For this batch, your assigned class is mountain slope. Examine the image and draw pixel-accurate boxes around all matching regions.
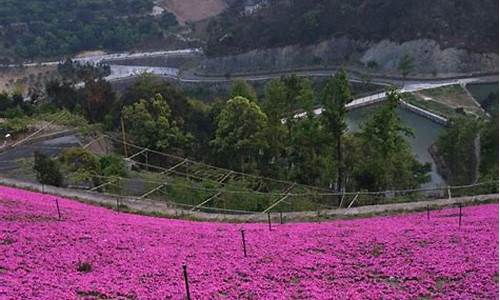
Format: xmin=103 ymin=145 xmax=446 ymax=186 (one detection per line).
xmin=206 ymin=0 xmax=498 ymax=56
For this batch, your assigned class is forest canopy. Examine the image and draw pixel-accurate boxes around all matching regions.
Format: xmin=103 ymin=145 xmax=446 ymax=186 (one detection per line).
xmin=0 ymin=0 xmax=177 ymax=61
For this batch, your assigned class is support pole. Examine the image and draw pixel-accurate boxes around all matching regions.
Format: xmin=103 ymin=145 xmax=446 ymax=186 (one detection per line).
xmin=338 ymin=193 xmax=345 ymax=208
xmin=191 ymin=192 xmax=222 ymax=211
xmin=182 ymin=264 xmax=191 ymax=300
xmin=267 ymin=213 xmax=272 ymax=231
xmin=240 ymin=229 xmax=247 ymax=257
xmin=263 ymin=194 xmax=290 ymax=214
xmin=120 ymin=116 xmax=128 ymax=157
xmin=55 ymin=199 xmax=61 ymax=221
xmin=126 ymin=148 xmax=148 ymax=160
xmin=90 ymin=178 xmax=117 ymax=191
xmin=427 ymin=205 xmax=430 ymax=220
xmin=347 ymin=193 xmax=360 ymax=209
xmin=459 ymin=204 xmax=462 ymax=228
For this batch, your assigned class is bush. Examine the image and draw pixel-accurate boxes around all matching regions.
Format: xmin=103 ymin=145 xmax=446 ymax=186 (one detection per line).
xmin=367 ymin=60 xmax=379 ymax=69
xmin=99 ymin=155 xmax=127 ymax=177
xmin=33 ymin=151 xmax=63 ymax=187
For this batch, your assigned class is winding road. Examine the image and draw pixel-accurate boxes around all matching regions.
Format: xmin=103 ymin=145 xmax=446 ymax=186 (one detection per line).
xmin=3 ymin=48 xmax=498 ymax=114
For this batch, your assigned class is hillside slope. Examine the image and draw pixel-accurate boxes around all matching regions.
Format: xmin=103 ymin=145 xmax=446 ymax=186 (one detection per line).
xmin=0 ymin=0 xmax=178 ymax=62
xmin=206 ymin=0 xmax=498 ymax=56
xmin=201 ymin=0 xmax=498 ymax=76
xmin=159 ymin=0 xmax=226 ymax=24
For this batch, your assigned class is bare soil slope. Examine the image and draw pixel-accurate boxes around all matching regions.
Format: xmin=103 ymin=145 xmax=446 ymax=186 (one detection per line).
xmin=160 ymin=0 xmax=226 ymax=24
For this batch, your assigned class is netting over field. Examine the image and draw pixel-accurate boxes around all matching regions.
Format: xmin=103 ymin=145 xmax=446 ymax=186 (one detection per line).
xmin=2 ymin=132 xmax=497 ymax=215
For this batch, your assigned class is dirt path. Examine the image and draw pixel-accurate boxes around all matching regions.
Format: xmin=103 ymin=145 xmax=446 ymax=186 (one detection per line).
xmin=0 ymin=177 xmax=497 ymax=223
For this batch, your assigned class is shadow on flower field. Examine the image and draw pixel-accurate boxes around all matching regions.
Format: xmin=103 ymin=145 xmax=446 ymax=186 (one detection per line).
xmin=0 ymin=186 xmax=498 ymax=299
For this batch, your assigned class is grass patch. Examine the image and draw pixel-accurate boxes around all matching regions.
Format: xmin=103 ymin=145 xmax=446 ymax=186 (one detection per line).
xmin=417 ymin=85 xmax=484 ymax=116
xmin=403 ymin=93 xmax=461 ymax=119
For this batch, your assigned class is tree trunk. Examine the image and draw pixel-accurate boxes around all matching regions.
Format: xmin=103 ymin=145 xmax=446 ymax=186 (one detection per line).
xmin=336 ymin=135 xmax=343 ymax=193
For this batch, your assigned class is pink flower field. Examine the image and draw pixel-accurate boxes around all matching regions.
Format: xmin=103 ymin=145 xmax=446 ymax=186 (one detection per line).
xmin=0 ymin=186 xmax=498 ymax=299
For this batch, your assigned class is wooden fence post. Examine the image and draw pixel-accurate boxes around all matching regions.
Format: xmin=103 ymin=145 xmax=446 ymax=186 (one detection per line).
xmin=182 ymin=264 xmax=191 ymax=300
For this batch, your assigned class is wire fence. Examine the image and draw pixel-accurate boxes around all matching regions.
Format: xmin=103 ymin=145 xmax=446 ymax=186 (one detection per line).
xmin=69 ymin=173 xmax=498 ymax=215
xmin=0 ymin=132 xmax=498 ymax=215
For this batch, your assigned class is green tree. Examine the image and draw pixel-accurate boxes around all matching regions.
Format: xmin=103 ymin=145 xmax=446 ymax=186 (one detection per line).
xmin=210 ymin=96 xmax=269 ymax=172
xmin=354 ymin=88 xmax=430 ymax=191
xmin=99 ymin=154 xmax=127 ymax=177
xmin=59 ymin=148 xmax=100 ymax=186
xmin=33 ymin=151 xmax=63 ymax=187
xmin=321 ymin=70 xmax=352 ymax=192
xmin=478 ymin=114 xmax=498 ymax=188
xmin=45 ymin=80 xmax=80 ymax=111
xmin=436 ymin=116 xmax=482 ymax=185
xmin=82 ymin=79 xmax=115 ymax=123
xmin=230 ymin=80 xmax=257 ymax=102
xmin=261 ymin=80 xmax=288 ymax=176
xmin=288 ymin=95 xmax=334 ymax=186
xmin=184 ymin=99 xmax=214 ymax=160
xmin=398 ymin=54 xmax=415 ymax=84
xmin=263 ymin=79 xmax=288 ymax=123
xmin=120 ymin=74 xmax=189 ymax=123
xmin=121 ymin=93 xmax=192 ymax=153
xmin=283 ymin=75 xmax=303 ymax=125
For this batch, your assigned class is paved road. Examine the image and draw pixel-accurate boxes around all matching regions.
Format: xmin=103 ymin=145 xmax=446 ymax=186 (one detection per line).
xmin=291 ymin=76 xmax=494 ymax=122
xmin=3 ymin=48 xmax=497 ymax=108
xmin=0 ymin=49 xmax=202 ymax=68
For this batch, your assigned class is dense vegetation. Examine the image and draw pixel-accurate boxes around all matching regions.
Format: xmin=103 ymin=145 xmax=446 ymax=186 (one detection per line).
xmin=0 ymin=0 xmax=177 ymax=62
xmin=14 ymin=69 xmax=435 ymax=193
xmin=435 ymin=114 xmax=498 ymax=186
xmin=3 ymin=65 xmax=497 ymax=199
xmin=206 ymin=0 xmax=498 ymax=56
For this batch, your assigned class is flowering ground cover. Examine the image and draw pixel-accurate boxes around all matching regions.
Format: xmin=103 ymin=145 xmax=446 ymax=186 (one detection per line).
xmin=0 ymin=186 xmax=498 ymax=299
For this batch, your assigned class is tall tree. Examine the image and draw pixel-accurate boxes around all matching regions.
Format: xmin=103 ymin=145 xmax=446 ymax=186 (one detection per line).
xmin=210 ymin=96 xmax=269 ymax=172
xmin=354 ymin=88 xmax=430 ymax=191
xmin=398 ymin=54 xmax=415 ymax=85
xmin=288 ymin=83 xmax=334 ymax=186
xmin=230 ymin=80 xmax=257 ymax=102
xmin=120 ymin=74 xmax=189 ymax=122
xmin=262 ymin=79 xmax=288 ymax=177
xmin=282 ymin=75 xmax=304 ymax=141
xmin=121 ymin=93 xmax=192 ymax=154
xmin=436 ymin=116 xmax=482 ymax=185
xmin=82 ymin=79 xmax=115 ymax=123
xmin=479 ymin=114 xmax=498 ymax=187
xmin=321 ymin=70 xmax=352 ymax=192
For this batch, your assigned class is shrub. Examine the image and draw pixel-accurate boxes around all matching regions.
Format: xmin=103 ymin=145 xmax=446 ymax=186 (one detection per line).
xmin=33 ymin=151 xmax=63 ymax=187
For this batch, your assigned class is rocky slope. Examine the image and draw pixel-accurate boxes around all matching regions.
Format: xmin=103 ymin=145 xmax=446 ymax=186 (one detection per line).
xmin=200 ymin=0 xmax=498 ymax=76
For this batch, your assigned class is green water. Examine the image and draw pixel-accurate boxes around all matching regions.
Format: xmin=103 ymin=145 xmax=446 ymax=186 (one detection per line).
xmin=466 ymin=82 xmax=499 ymax=114
xmin=346 ymin=105 xmax=445 ymax=187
